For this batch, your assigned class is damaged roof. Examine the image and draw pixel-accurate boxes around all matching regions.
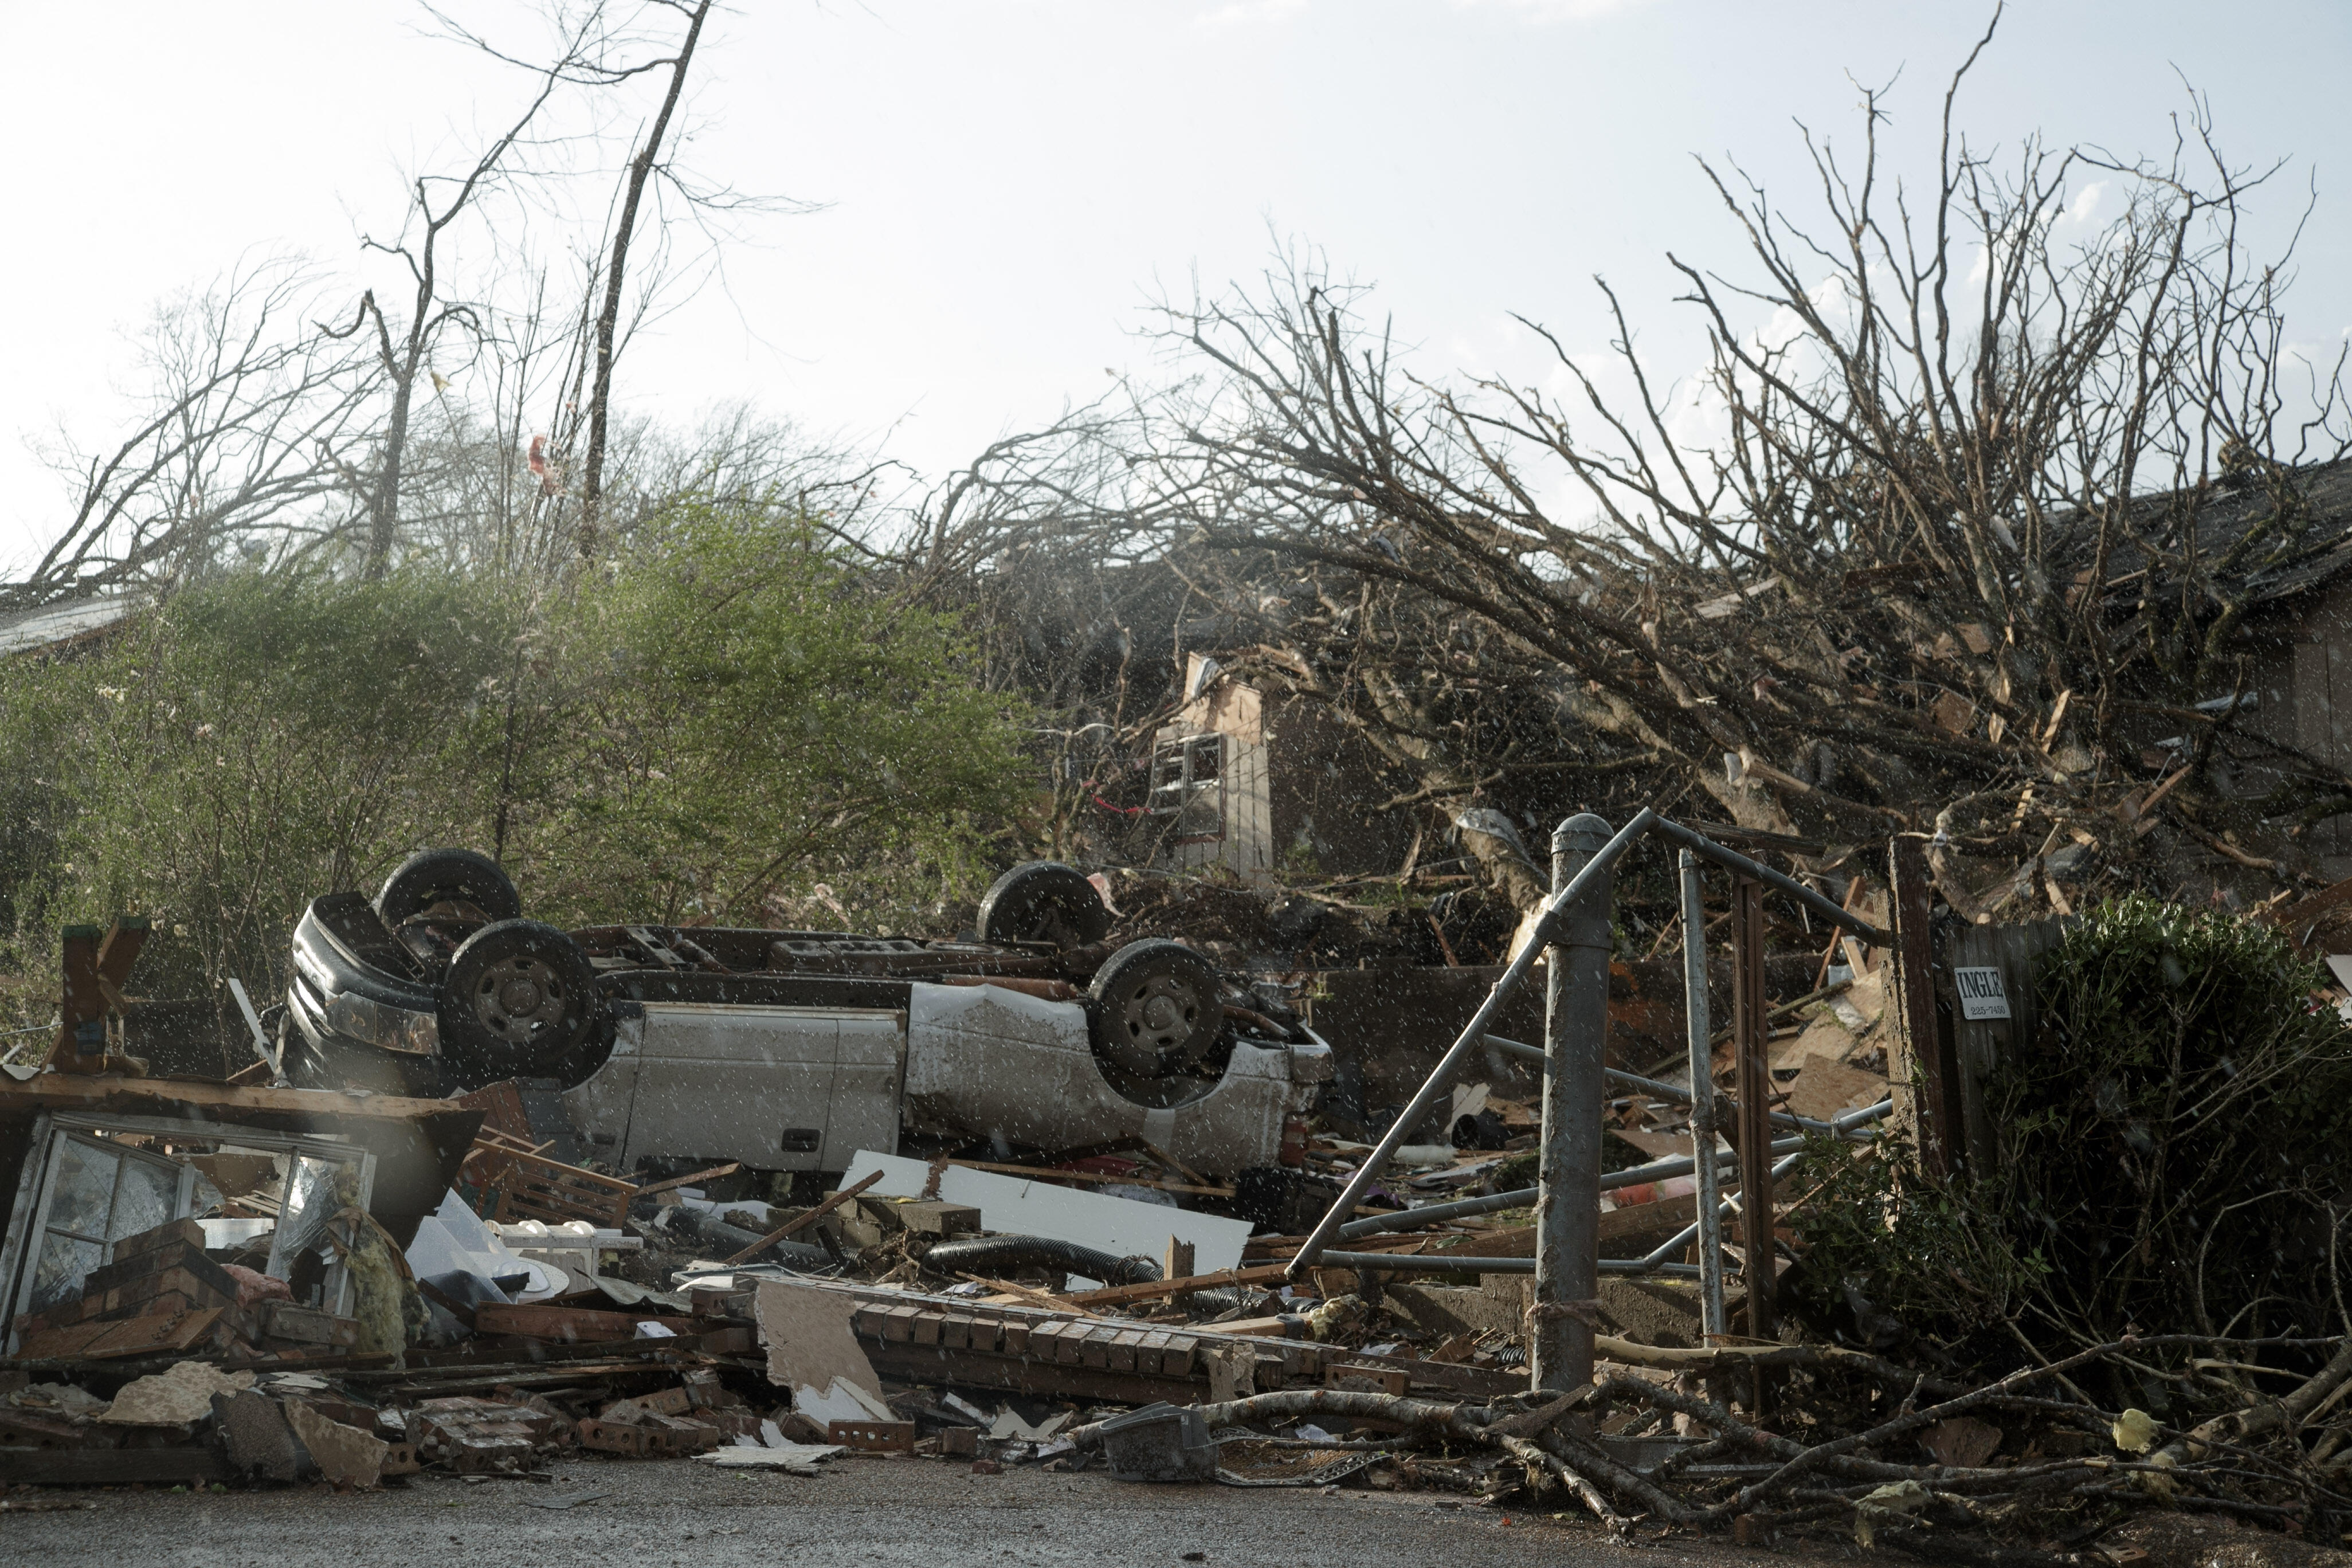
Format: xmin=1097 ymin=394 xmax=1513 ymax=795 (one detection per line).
xmin=0 ymin=593 xmax=138 ymax=658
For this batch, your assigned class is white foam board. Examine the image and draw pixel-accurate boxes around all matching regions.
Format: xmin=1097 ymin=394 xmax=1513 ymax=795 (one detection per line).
xmin=841 ymin=1150 xmax=1250 ymax=1276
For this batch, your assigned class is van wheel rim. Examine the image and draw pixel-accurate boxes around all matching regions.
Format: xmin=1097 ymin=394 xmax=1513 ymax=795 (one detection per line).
xmin=473 ymin=954 xmax=565 ymax=1044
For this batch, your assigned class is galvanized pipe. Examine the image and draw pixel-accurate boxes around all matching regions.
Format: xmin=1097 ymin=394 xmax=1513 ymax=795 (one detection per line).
xmin=1283 ymin=808 xmax=1659 ymax=1281
xmin=1486 ymin=1035 xmax=1883 ymax=1140
xmin=1286 ymin=804 xmax=1885 ymax=1287
xmin=1680 ymin=849 xmax=1728 ymax=1338
xmin=1533 ymin=813 xmax=1612 ymax=1392
xmin=1316 ymin=1252 xmax=1704 ymax=1280
xmin=1327 ymin=1099 xmax=1892 ymax=1242
xmin=1648 ymin=817 xmax=1891 ymax=946
xmin=1632 ymin=1150 xmax=1802 ymax=1273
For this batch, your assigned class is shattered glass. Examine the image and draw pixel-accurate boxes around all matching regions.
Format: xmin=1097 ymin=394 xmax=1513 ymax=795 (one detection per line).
xmin=27 ymin=1233 xmax=101 ymax=1314
xmin=109 ymin=1155 xmax=176 ymax=1245
xmin=45 ymin=1139 xmax=119 ymax=1238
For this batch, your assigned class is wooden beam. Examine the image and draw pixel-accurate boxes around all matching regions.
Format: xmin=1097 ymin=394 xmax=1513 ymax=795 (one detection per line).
xmin=2270 ymin=872 xmax=2352 ymax=937
xmin=943 ymin=1158 xmax=1234 ymax=1199
xmin=1061 ymin=1263 xmax=1292 ymax=1308
xmin=1888 ymin=835 xmax=1963 ymax=1178
xmin=0 ymin=1448 xmax=234 ymax=1487
xmin=0 ymin=1072 xmax=465 ymax=1122
xmin=631 ymin=1162 xmax=742 ymax=1197
xmin=472 ymin=1303 xmax=697 ymax=1342
xmin=863 ymin=1340 xmax=1204 ymax=1406
xmin=718 ymin=1168 xmax=883 ymax=1265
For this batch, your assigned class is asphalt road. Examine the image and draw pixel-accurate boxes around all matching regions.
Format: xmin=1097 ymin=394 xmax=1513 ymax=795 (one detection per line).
xmin=0 ymin=1452 xmax=1847 ymax=1568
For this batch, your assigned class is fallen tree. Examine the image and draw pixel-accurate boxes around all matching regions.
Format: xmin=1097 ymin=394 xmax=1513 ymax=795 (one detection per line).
xmin=1072 ymin=1332 xmax=2352 ymax=1550
xmin=927 ymin=16 xmax=2352 ymax=932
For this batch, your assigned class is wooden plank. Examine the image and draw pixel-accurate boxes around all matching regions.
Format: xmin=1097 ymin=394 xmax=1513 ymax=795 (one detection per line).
xmin=863 ymin=1342 xmax=1205 ymax=1407
xmin=1946 ymin=918 xmax=2067 ymax=1176
xmin=1333 ymin=1349 xmax=1527 ymax=1400
xmin=1061 ymin=1263 xmax=1292 ymax=1309
xmin=1597 ymin=1192 xmax=1700 ymax=1249
xmin=631 ymin=1162 xmax=743 ymax=1197
xmin=452 ymin=1081 xmax=533 ymax=1143
xmin=1889 ymin=835 xmax=1962 ymax=1179
xmin=0 ymin=1448 xmax=235 ymax=1486
xmin=0 ymin=1072 xmax=465 ymax=1123
xmin=1211 ymin=1315 xmax=1297 ymax=1339
xmin=718 ymin=1169 xmax=883 ymax=1265
xmin=2269 ymin=872 xmax=2352 ymax=936
xmin=473 ymin=1303 xmax=695 ymax=1342
xmin=85 ymin=1307 xmax=226 ymax=1360
xmin=942 ymin=1159 xmax=1234 ymax=1199
xmin=12 ymin=1320 xmax=116 ymax=1361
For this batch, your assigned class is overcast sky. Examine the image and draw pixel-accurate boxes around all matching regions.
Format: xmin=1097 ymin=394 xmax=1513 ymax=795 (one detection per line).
xmin=2 ymin=0 xmax=2347 ymax=572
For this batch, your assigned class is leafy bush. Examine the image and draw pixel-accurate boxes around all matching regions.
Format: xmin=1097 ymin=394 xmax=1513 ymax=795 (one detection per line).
xmin=1992 ymin=893 xmax=2352 ymax=1345
xmin=1789 ymin=1129 xmax=2048 ymax=1349
xmin=0 ymin=571 xmax=515 ymax=1002
xmin=1794 ymin=895 xmax=2352 ymax=1359
xmin=0 ymin=501 xmax=1032 ymax=1020
xmin=511 ymin=503 xmax=1032 ymax=926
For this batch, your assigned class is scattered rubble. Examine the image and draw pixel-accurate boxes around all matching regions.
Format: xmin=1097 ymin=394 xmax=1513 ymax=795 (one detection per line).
xmin=2 ymin=846 xmax=2348 ymax=1567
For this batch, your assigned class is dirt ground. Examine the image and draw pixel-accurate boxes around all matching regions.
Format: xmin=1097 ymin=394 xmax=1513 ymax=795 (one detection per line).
xmin=0 ymin=1451 xmax=1860 ymax=1568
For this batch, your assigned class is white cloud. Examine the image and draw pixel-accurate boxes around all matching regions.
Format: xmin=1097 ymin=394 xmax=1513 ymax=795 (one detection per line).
xmin=1199 ymin=0 xmax=1661 ymax=28
xmin=1193 ymin=0 xmax=1309 ymax=32
xmin=1452 ymin=0 xmax=1667 ymax=21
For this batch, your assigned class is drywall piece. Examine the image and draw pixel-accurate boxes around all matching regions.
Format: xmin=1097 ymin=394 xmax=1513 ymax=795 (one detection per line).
xmin=284 ymin=1400 xmax=389 ymax=1488
xmin=1201 ymin=1343 xmax=1257 ymax=1403
xmin=842 ymin=1150 xmax=1252 ymax=1276
xmin=987 ymin=1408 xmax=1071 ymax=1442
xmin=698 ymin=1443 xmax=842 ymax=1473
xmin=791 ymin=1378 xmax=893 ymax=1425
xmin=100 ymin=1361 xmax=254 ymax=1426
xmin=754 ymin=1279 xmax=884 ymax=1412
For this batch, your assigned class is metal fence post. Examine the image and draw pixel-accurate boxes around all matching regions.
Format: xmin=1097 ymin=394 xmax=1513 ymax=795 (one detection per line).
xmin=1534 ymin=813 xmax=1612 ymax=1393
xmin=1730 ymin=875 xmax=1777 ymax=1408
xmin=1678 ymin=850 xmax=1727 ymax=1339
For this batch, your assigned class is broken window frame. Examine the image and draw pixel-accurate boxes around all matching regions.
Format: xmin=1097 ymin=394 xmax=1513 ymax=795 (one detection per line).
xmin=12 ymin=1130 xmax=193 ymax=1323
xmin=1150 ymin=731 xmax=1228 ymax=846
xmin=0 ymin=1111 xmax=375 ymax=1350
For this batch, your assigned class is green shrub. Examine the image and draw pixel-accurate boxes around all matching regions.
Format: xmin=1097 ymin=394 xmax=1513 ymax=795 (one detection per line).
xmin=0 ymin=571 xmax=515 ymax=1002
xmin=0 ymin=501 xmax=1033 ymax=1017
xmin=1793 ymin=894 xmax=2352 ymax=1358
xmin=511 ymin=502 xmax=1032 ymax=926
xmin=1993 ymin=893 xmax=2352 ymax=1344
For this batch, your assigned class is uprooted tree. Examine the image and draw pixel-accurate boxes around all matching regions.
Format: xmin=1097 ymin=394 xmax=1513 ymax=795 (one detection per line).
xmin=930 ymin=18 xmax=2352 ymax=929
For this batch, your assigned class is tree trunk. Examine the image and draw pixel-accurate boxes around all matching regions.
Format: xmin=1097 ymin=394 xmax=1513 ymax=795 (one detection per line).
xmin=578 ymin=0 xmax=712 ymax=559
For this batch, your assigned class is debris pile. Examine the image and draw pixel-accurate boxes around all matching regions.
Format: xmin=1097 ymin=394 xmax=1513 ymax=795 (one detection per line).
xmin=1 ymin=855 xmax=2347 ymax=1566
xmin=12 ymin=1218 xmax=353 ymax=1363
